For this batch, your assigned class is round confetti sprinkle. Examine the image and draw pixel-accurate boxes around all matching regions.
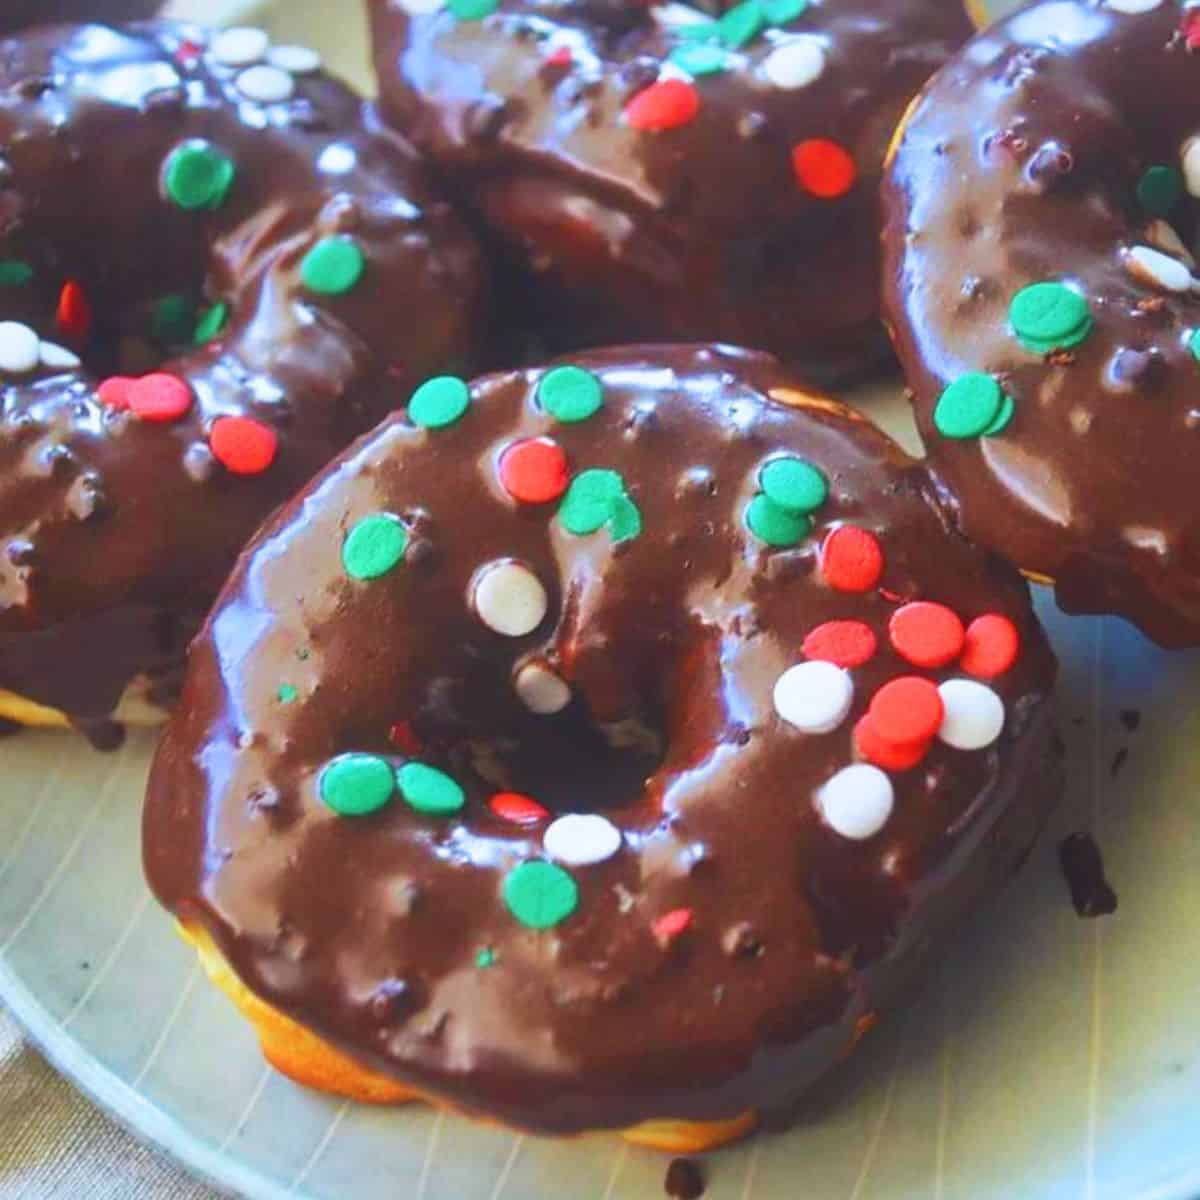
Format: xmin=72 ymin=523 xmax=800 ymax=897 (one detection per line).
xmin=476 ymin=947 xmax=496 ymax=968
xmin=607 ymin=492 xmax=643 ymax=543
xmin=300 ymin=235 xmax=365 ymax=296
xmin=489 ymin=792 xmax=551 ymax=825
xmin=625 ymin=79 xmax=700 ymax=132
xmin=538 ymin=365 xmax=603 ymax=423
xmin=759 ymin=456 xmax=827 ymax=514
xmin=934 ymin=373 xmax=1004 ymax=439
xmin=210 ymin=416 xmax=277 ymax=475
xmin=267 ymin=44 xmax=322 ymax=73
xmin=128 ymin=374 xmax=193 ymax=423
xmin=960 ymin=614 xmax=1020 ymax=679
xmin=449 ymin=0 xmax=499 ymax=16
xmin=937 ymin=679 xmax=1005 ymax=750
xmin=56 ymin=279 xmax=92 ymax=341
xmin=792 ymin=139 xmax=856 ymax=198
xmin=763 ymin=0 xmax=808 ymax=21
xmin=320 ymin=753 xmax=395 ymax=816
xmin=652 ymin=908 xmax=694 ymax=945
xmin=514 ymin=661 xmax=571 ymax=714
xmin=559 ymin=468 xmax=625 ymax=535
xmin=499 ymin=438 xmax=569 ymax=503
xmin=398 ymin=761 xmax=466 ymax=815
xmin=194 ymin=301 xmax=229 ymax=345
xmin=399 ymin=0 xmax=445 ymax=12
xmin=802 ymin=620 xmax=877 ymax=668
xmin=503 ymin=860 xmax=579 ymax=928
xmin=97 ymin=377 xmax=134 ymax=411
xmin=0 ymin=322 xmax=40 ymax=374
xmin=473 ymin=560 xmax=548 ymax=637
xmin=821 ymin=526 xmax=884 ymax=593
xmin=815 ymin=764 xmax=894 ymax=840
xmin=717 ymin=0 xmax=766 ymax=47
xmin=983 ymin=393 xmax=1015 ymax=437
xmin=773 ymin=660 xmax=854 ymax=734
xmin=1126 ymin=245 xmax=1193 ymax=293
xmin=0 ymin=260 xmax=33 ymax=287
xmin=889 ymin=601 xmax=966 ymax=669
xmin=1137 ymin=164 xmax=1181 ymax=216
xmin=210 ymin=26 xmax=269 ymax=66
xmin=278 ymin=684 xmax=298 ymax=704
xmin=1191 ymin=329 xmax=1200 ymax=363
xmin=39 ymin=341 xmax=80 ymax=370
xmin=409 ymin=374 xmax=470 ymax=429
xmin=668 ymin=43 xmax=729 ymax=75
xmin=164 ymin=141 xmax=236 ymax=211
xmin=854 ymin=715 xmax=931 ymax=771
xmin=343 ymin=513 xmax=408 ymax=580
xmin=151 ymin=294 xmax=196 ymax=346
xmin=1104 ymin=0 xmax=1161 ymax=10
xmin=868 ymin=676 xmax=944 ymax=746
xmin=544 ymin=813 xmax=623 ymax=866
xmin=761 ymin=36 xmax=824 ymax=89
xmin=237 ymin=63 xmax=295 ymax=103
xmin=1009 ymin=281 xmax=1093 ymax=353
xmin=1183 ymin=138 xmax=1200 ymax=198
xmin=746 ymin=493 xmax=810 ymax=547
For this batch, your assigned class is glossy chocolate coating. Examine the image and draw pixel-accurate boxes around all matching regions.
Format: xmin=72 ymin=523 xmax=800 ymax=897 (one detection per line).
xmin=368 ymin=0 xmax=973 ymax=382
xmin=145 ymin=344 xmax=1059 ymax=1134
xmin=0 ymin=22 xmax=487 ymax=731
xmin=883 ymin=0 xmax=1200 ymax=646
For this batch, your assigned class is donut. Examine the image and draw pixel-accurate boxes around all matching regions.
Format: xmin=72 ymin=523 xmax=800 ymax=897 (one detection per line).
xmin=0 ymin=22 xmax=487 ymax=744
xmin=883 ymin=0 xmax=1200 ymax=647
xmin=0 ymin=2 xmax=162 ymax=33
xmin=366 ymin=0 xmax=977 ymax=381
xmin=144 ymin=343 xmax=1060 ymax=1150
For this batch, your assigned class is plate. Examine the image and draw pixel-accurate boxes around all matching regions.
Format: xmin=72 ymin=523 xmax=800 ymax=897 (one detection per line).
xmin=4 ymin=2 xmax=1200 ymax=1198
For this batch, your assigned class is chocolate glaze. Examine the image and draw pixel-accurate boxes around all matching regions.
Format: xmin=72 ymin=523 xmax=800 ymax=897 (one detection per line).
xmin=0 ymin=2 xmax=162 ymax=33
xmin=883 ymin=0 xmax=1200 ymax=647
xmin=145 ymin=344 xmax=1060 ymax=1134
xmin=0 ymin=22 xmax=486 ymax=728
xmin=368 ymin=0 xmax=973 ymax=382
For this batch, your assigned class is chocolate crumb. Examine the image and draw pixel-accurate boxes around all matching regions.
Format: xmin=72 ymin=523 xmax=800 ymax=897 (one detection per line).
xmin=1110 ymin=747 xmax=1128 ymax=777
xmin=1058 ymin=832 xmax=1118 ymax=918
xmin=664 ymin=1157 xmax=706 ymax=1199
xmin=1119 ymin=708 xmax=1141 ymax=732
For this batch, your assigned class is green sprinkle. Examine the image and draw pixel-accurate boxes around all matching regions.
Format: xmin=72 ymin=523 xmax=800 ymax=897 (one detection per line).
xmin=0 ymin=260 xmax=33 ymax=287
xmin=278 ymin=684 xmax=298 ymax=705
xmin=343 ymin=513 xmax=408 ymax=580
xmin=151 ymin=293 xmax=196 ymax=347
xmin=538 ymin=365 xmax=603 ymax=423
xmin=1009 ymin=281 xmax=1093 ymax=353
xmin=164 ymin=141 xmax=236 ymax=211
xmin=933 ymin=373 xmax=1004 ymax=439
xmin=397 ymin=761 xmax=465 ymax=816
xmin=300 ymin=235 xmax=365 ymax=296
xmin=762 ymin=0 xmax=807 ymax=23
xmin=717 ymin=0 xmax=765 ymax=47
xmin=194 ymin=301 xmax=229 ymax=345
xmin=673 ymin=19 xmax=720 ymax=41
xmin=320 ymin=753 xmax=395 ymax=816
xmin=746 ymin=493 xmax=810 ymax=547
xmin=759 ymin=457 xmax=827 ymax=514
xmin=475 ymin=947 xmax=497 ymax=968
xmin=449 ymin=0 xmax=498 ymax=17
xmin=559 ymin=468 xmax=625 ymax=535
xmin=667 ymin=43 xmax=729 ymax=75
xmin=1137 ymin=165 xmax=1182 ymax=217
xmin=409 ymin=375 xmax=471 ymax=429
xmin=1190 ymin=329 xmax=1200 ymax=362
xmin=608 ymin=493 xmax=643 ymax=543
xmin=503 ymin=860 xmax=579 ymax=929
xmin=982 ymin=392 xmax=1015 ymax=437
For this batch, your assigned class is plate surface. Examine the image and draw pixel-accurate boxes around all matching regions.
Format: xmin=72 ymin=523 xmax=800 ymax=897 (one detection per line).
xmin=4 ymin=2 xmax=1200 ymax=1198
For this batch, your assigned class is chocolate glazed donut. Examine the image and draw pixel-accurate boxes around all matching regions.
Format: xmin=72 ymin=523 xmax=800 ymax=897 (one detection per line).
xmin=367 ymin=0 xmax=976 ymax=382
xmin=883 ymin=0 xmax=1200 ymax=647
xmin=0 ymin=2 xmax=162 ymax=33
xmin=144 ymin=344 xmax=1059 ymax=1150
xmin=0 ymin=22 xmax=487 ymax=744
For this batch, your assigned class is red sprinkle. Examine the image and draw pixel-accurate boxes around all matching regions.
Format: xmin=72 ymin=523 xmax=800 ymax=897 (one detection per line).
xmin=97 ymin=376 xmax=135 ymax=412
xmin=821 ymin=526 xmax=884 ymax=593
xmin=129 ymin=373 xmax=193 ymax=423
xmin=174 ymin=38 xmax=204 ymax=64
xmin=889 ymin=601 xmax=966 ymax=669
xmin=388 ymin=720 xmax=422 ymax=755
xmin=210 ymin=416 xmax=278 ymax=475
xmin=56 ymin=279 xmax=92 ymax=342
xmin=1183 ymin=9 xmax=1200 ymax=50
xmin=652 ymin=908 xmax=694 ymax=946
xmin=624 ymin=79 xmax=700 ymax=132
xmin=489 ymin=792 xmax=551 ymax=826
xmin=854 ymin=715 xmax=931 ymax=772
xmin=792 ymin=138 xmax=857 ymax=199
xmin=545 ymin=45 xmax=573 ymax=68
xmin=802 ymin=620 xmax=877 ymax=668
xmin=960 ymin=614 xmax=1020 ymax=679
xmin=868 ymin=676 xmax=944 ymax=746
xmin=499 ymin=437 xmax=569 ymax=504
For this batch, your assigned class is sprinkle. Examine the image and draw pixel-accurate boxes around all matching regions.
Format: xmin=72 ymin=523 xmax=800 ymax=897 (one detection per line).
xmin=472 ymin=560 xmax=548 ymax=636
xmin=489 ymin=792 xmax=551 ymax=825
xmin=267 ymin=44 xmax=322 ymax=74
xmin=982 ymin=393 xmax=1015 ymax=436
xmin=538 ymin=364 xmax=603 ymax=423
xmin=97 ymin=377 xmax=134 ymax=411
xmin=607 ymin=493 xmax=643 ymax=542
xmin=1009 ymin=281 xmax=1093 ymax=353
xmin=934 ymin=373 xmax=1005 ymax=439
xmin=763 ymin=0 xmax=808 ymax=21
xmin=278 ymin=684 xmax=298 ymax=704
xmin=500 ymin=438 xmax=569 ymax=503
xmin=400 ymin=0 xmax=446 ymax=11
xmin=409 ymin=374 xmax=470 ymax=428
xmin=1191 ymin=329 xmax=1200 ymax=363
xmin=889 ymin=601 xmax=966 ymax=669
xmin=759 ymin=456 xmax=827 ymax=513
xmin=343 ymin=513 xmax=408 ymax=580
xmin=0 ymin=322 xmax=40 ymax=374
xmin=802 ymin=620 xmax=877 ymax=668
xmin=127 ymin=373 xmax=192 ymax=422
xmin=237 ymin=64 xmax=295 ymax=103
xmin=503 ymin=860 xmax=579 ymax=928
xmin=300 ymin=235 xmax=365 ymax=295
xmin=1184 ymin=138 xmax=1200 ymax=198
xmin=792 ymin=139 xmax=856 ymax=198
xmin=652 ymin=908 xmax=694 ymax=946
xmin=194 ymin=301 xmax=229 ymax=345
xmin=0 ymin=260 xmax=32 ymax=287
xmin=398 ymin=761 xmax=465 ymax=815
xmin=937 ymin=680 xmax=1005 ymax=750
xmin=320 ymin=753 xmax=395 ymax=816
xmin=163 ymin=141 xmax=236 ymax=211
xmin=1137 ymin=165 xmax=1181 ymax=216
xmin=151 ymin=294 xmax=196 ymax=346
xmin=210 ymin=26 xmax=270 ymax=67
xmin=1126 ymin=245 xmax=1193 ymax=292
xmin=39 ymin=341 xmax=80 ymax=369
xmin=625 ymin=79 xmax=700 ymax=132
xmin=746 ymin=493 xmax=810 ymax=547
xmin=961 ymin=614 xmax=1020 ymax=678
xmin=475 ymin=947 xmax=497 ymax=968
xmin=761 ymin=36 xmax=824 ymax=89
xmin=56 ymin=280 xmax=92 ymax=341
xmin=854 ymin=714 xmax=930 ymax=771
xmin=1104 ymin=0 xmax=1161 ymax=10
xmin=717 ymin=0 xmax=766 ymax=47
xmin=773 ymin=660 xmax=853 ymax=734
xmin=545 ymin=45 xmax=573 ymax=68
xmin=388 ymin=720 xmax=421 ymax=753
xmin=514 ymin=661 xmax=571 ymax=714
xmin=868 ymin=676 xmax=944 ymax=746
xmin=449 ymin=0 xmax=499 ymax=18
xmin=210 ymin=416 xmax=277 ymax=475
xmin=815 ymin=764 xmax=894 ymax=840
xmin=544 ymin=813 xmax=623 ymax=866
xmin=821 ymin=526 xmax=883 ymax=592
xmin=559 ymin=469 xmax=641 ymax=542
xmin=667 ymin=43 xmax=729 ymax=76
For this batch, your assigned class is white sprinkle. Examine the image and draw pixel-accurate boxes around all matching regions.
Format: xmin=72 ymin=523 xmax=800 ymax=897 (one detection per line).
xmin=652 ymin=2 xmax=713 ymax=26
xmin=514 ymin=661 xmax=571 ymax=714
xmin=1181 ymin=136 xmax=1200 ymax=198
xmin=0 ymin=322 xmax=41 ymax=374
xmin=815 ymin=765 xmax=894 ymax=841
xmin=472 ymin=560 xmax=547 ymax=637
xmin=38 ymin=340 xmax=81 ymax=369
xmin=209 ymin=27 xmax=270 ymax=68
xmin=1144 ymin=219 xmax=1195 ymax=267
xmin=544 ymin=814 xmax=622 ymax=866
xmin=761 ymin=36 xmax=825 ymax=90
xmin=1104 ymin=0 xmax=1162 ymax=11
xmin=772 ymin=660 xmax=853 ymax=735
xmin=266 ymin=44 xmax=322 ymax=75
xmin=236 ymin=64 xmax=295 ymax=104
xmin=1125 ymin=245 xmax=1193 ymax=292
xmin=937 ymin=680 xmax=1005 ymax=751
xmin=399 ymin=0 xmax=446 ymax=12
